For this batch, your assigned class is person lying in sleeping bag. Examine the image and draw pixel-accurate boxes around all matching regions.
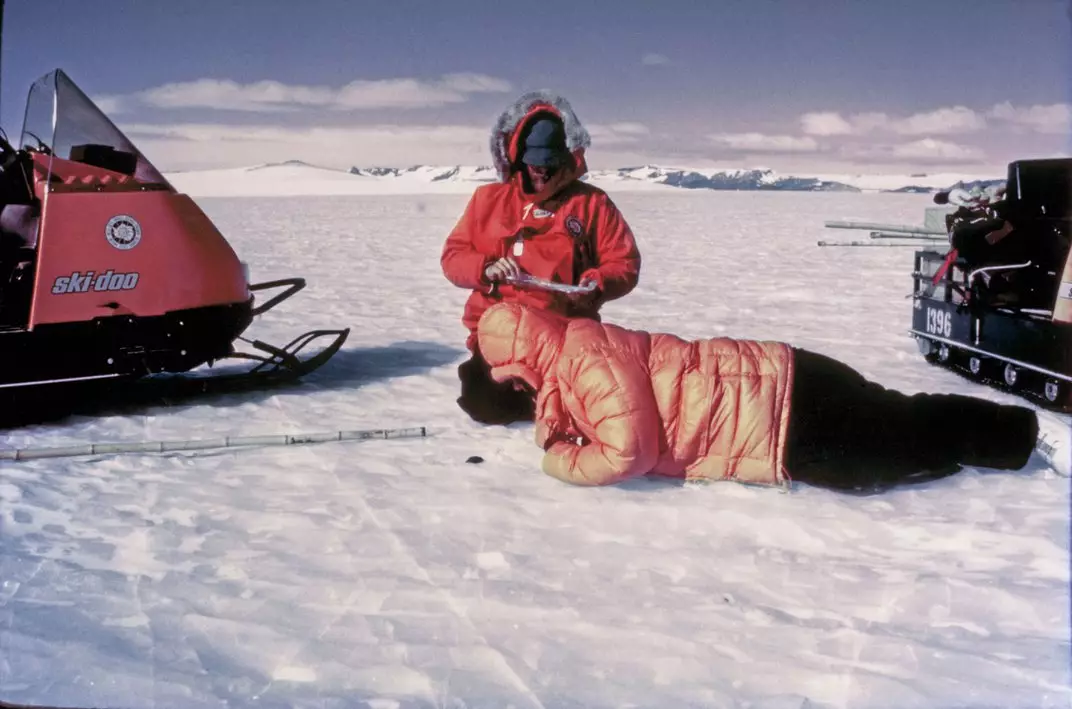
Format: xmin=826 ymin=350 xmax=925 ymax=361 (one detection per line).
xmin=474 ymin=302 xmax=1048 ymax=489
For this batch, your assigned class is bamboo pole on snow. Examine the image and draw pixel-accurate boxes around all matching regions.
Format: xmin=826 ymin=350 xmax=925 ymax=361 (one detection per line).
xmin=0 ymin=426 xmax=429 ymax=461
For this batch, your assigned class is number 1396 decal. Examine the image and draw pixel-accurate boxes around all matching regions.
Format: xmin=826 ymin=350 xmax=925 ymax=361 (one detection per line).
xmin=925 ymin=306 xmax=952 ymax=337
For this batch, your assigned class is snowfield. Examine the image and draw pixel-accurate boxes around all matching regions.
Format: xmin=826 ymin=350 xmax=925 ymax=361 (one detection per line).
xmin=162 ymin=161 xmax=1003 ymax=198
xmin=1 ymin=188 xmax=1068 ymax=709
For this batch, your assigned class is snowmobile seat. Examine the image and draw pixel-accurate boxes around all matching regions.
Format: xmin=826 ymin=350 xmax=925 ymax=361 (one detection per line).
xmin=0 ymin=148 xmax=34 ymax=206
xmin=0 ymin=205 xmax=38 ymax=329
xmin=0 ymin=204 xmax=38 ymax=250
xmin=0 ymin=204 xmax=38 ymax=285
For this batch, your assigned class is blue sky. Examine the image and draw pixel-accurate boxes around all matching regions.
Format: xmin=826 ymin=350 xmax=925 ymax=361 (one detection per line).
xmin=2 ymin=0 xmax=1069 ymax=175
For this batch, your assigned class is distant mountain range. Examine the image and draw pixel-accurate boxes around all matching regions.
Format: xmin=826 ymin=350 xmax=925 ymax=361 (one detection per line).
xmin=346 ymin=163 xmax=1004 ymax=193
xmin=348 ymin=164 xmax=867 ymax=191
xmin=164 ymin=160 xmax=1006 ymax=197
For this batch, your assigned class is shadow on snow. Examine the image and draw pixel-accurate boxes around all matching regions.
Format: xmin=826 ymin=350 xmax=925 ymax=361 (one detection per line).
xmin=0 ymin=341 xmax=465 ymax=431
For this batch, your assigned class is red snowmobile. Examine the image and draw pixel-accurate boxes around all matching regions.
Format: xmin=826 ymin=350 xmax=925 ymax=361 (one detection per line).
xmin=0 ymin=68 xmax=348 ymax=399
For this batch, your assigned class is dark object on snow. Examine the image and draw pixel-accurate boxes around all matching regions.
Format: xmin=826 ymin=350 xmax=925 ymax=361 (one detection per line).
xmin=911 ymin=157 xmax=1072 ymax=412
xmin=456 ymin=345 xmax=536 ymax=425
xmin=784 ymin=348 xmax=1037 ymax=492
xmin=466 ymin=455 xmax=485 ymax=464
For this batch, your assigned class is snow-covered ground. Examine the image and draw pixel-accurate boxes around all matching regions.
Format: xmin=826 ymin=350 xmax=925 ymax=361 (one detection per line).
xmin=163 ymin=162 xmax=1002 ymax=197
xmin=1 ymin=189 xmax=1069 ymax=709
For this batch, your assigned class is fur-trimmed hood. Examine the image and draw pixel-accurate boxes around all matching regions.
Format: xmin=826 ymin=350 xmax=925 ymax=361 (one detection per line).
xmin=489 ymin=91 xmax=592 ymax=183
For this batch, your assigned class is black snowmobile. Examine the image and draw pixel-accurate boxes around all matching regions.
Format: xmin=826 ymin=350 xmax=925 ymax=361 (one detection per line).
xmin=910 ymin=157 xmax=1072 ymax=411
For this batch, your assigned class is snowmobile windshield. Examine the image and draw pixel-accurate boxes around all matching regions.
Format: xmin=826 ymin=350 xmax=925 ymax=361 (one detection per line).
xmin=19 ymin=72 xmax=55 ymax=156
xmin=19 ymin=69 xmax=171 ymax=189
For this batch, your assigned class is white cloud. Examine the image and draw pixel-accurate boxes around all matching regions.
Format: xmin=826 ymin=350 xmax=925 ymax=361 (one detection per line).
xmin=138 ymin=79 xmax=325 ymax=112
xmin=890 ymin=138 xmax=985 ymax=160
xmin=90 ymin=95 xmax=126 ymax=115
xmin=607 ymin=122 xmax=651 ymax=135
xmin=842 ymin=138 xmax=986 ymax=164
xmin=121 ymin=121 xmax=491 ymax=171
xmin=437 ymin=73 xmax=513 ymax=93
xmin=99 ymin=73 xmax=513 ymax=113
xmin=802 ymin=101 xmax=1070 ymax=138
xmin=641 ymin=53 xmax=671 ymax=66
xmin=708 ymin=132 xmax=819 ymax=153
xmin=889 ymin=106 xmax=987 ymax=135
xmin=848 ymin=112 xmax=892 ymax=134
xmin=588 ymin=122 xmax=652 ymax=144
xmin=801 ymin=106 xmax=986 ymax=136
xmin=128 ymin=120 xmax=680 ymax=172
xmin=800 ymin=112 xmax=854 ymax=136
xmin=987 ymin=102 xmax=1072 ymax=134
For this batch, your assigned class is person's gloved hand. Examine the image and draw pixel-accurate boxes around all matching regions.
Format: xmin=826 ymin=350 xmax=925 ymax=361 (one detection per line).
xmin=564 ymin=277 xmax=600 ymax=307
xmin=484 ymin=257 xmax=522 ymax=283
xmin=538 ymin=421 xmax=588 ymax=451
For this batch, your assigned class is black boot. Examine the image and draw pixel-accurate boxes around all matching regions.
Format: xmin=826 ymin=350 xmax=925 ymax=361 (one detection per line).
xmin=456 ymin=350 xmax=535 ymax=425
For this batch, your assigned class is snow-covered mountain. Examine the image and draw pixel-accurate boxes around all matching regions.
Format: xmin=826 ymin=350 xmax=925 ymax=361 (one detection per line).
xmin=165 ymin=161 xmax=489 ymax=196
xmin=349 ymin=165 xmax=499 ymax=183
xmin=586 ymin=165 xmax=859 ymax=191
xmin=164 ymin=160 xmax=1004 ymax=197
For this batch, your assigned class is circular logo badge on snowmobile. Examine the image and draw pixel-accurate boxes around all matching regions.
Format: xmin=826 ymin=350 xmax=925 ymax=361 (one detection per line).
xmin=105 ymin=215 xmax=142 ymax=250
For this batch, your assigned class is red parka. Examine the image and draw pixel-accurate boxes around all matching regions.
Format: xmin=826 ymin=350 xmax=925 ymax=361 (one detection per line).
xmin=441 ymin=91 xmax=641 ymax=349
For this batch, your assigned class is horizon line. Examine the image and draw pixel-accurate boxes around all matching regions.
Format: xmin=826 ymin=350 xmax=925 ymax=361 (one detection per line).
xmin=160 ymin=159 xmax=1013 ymax=179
